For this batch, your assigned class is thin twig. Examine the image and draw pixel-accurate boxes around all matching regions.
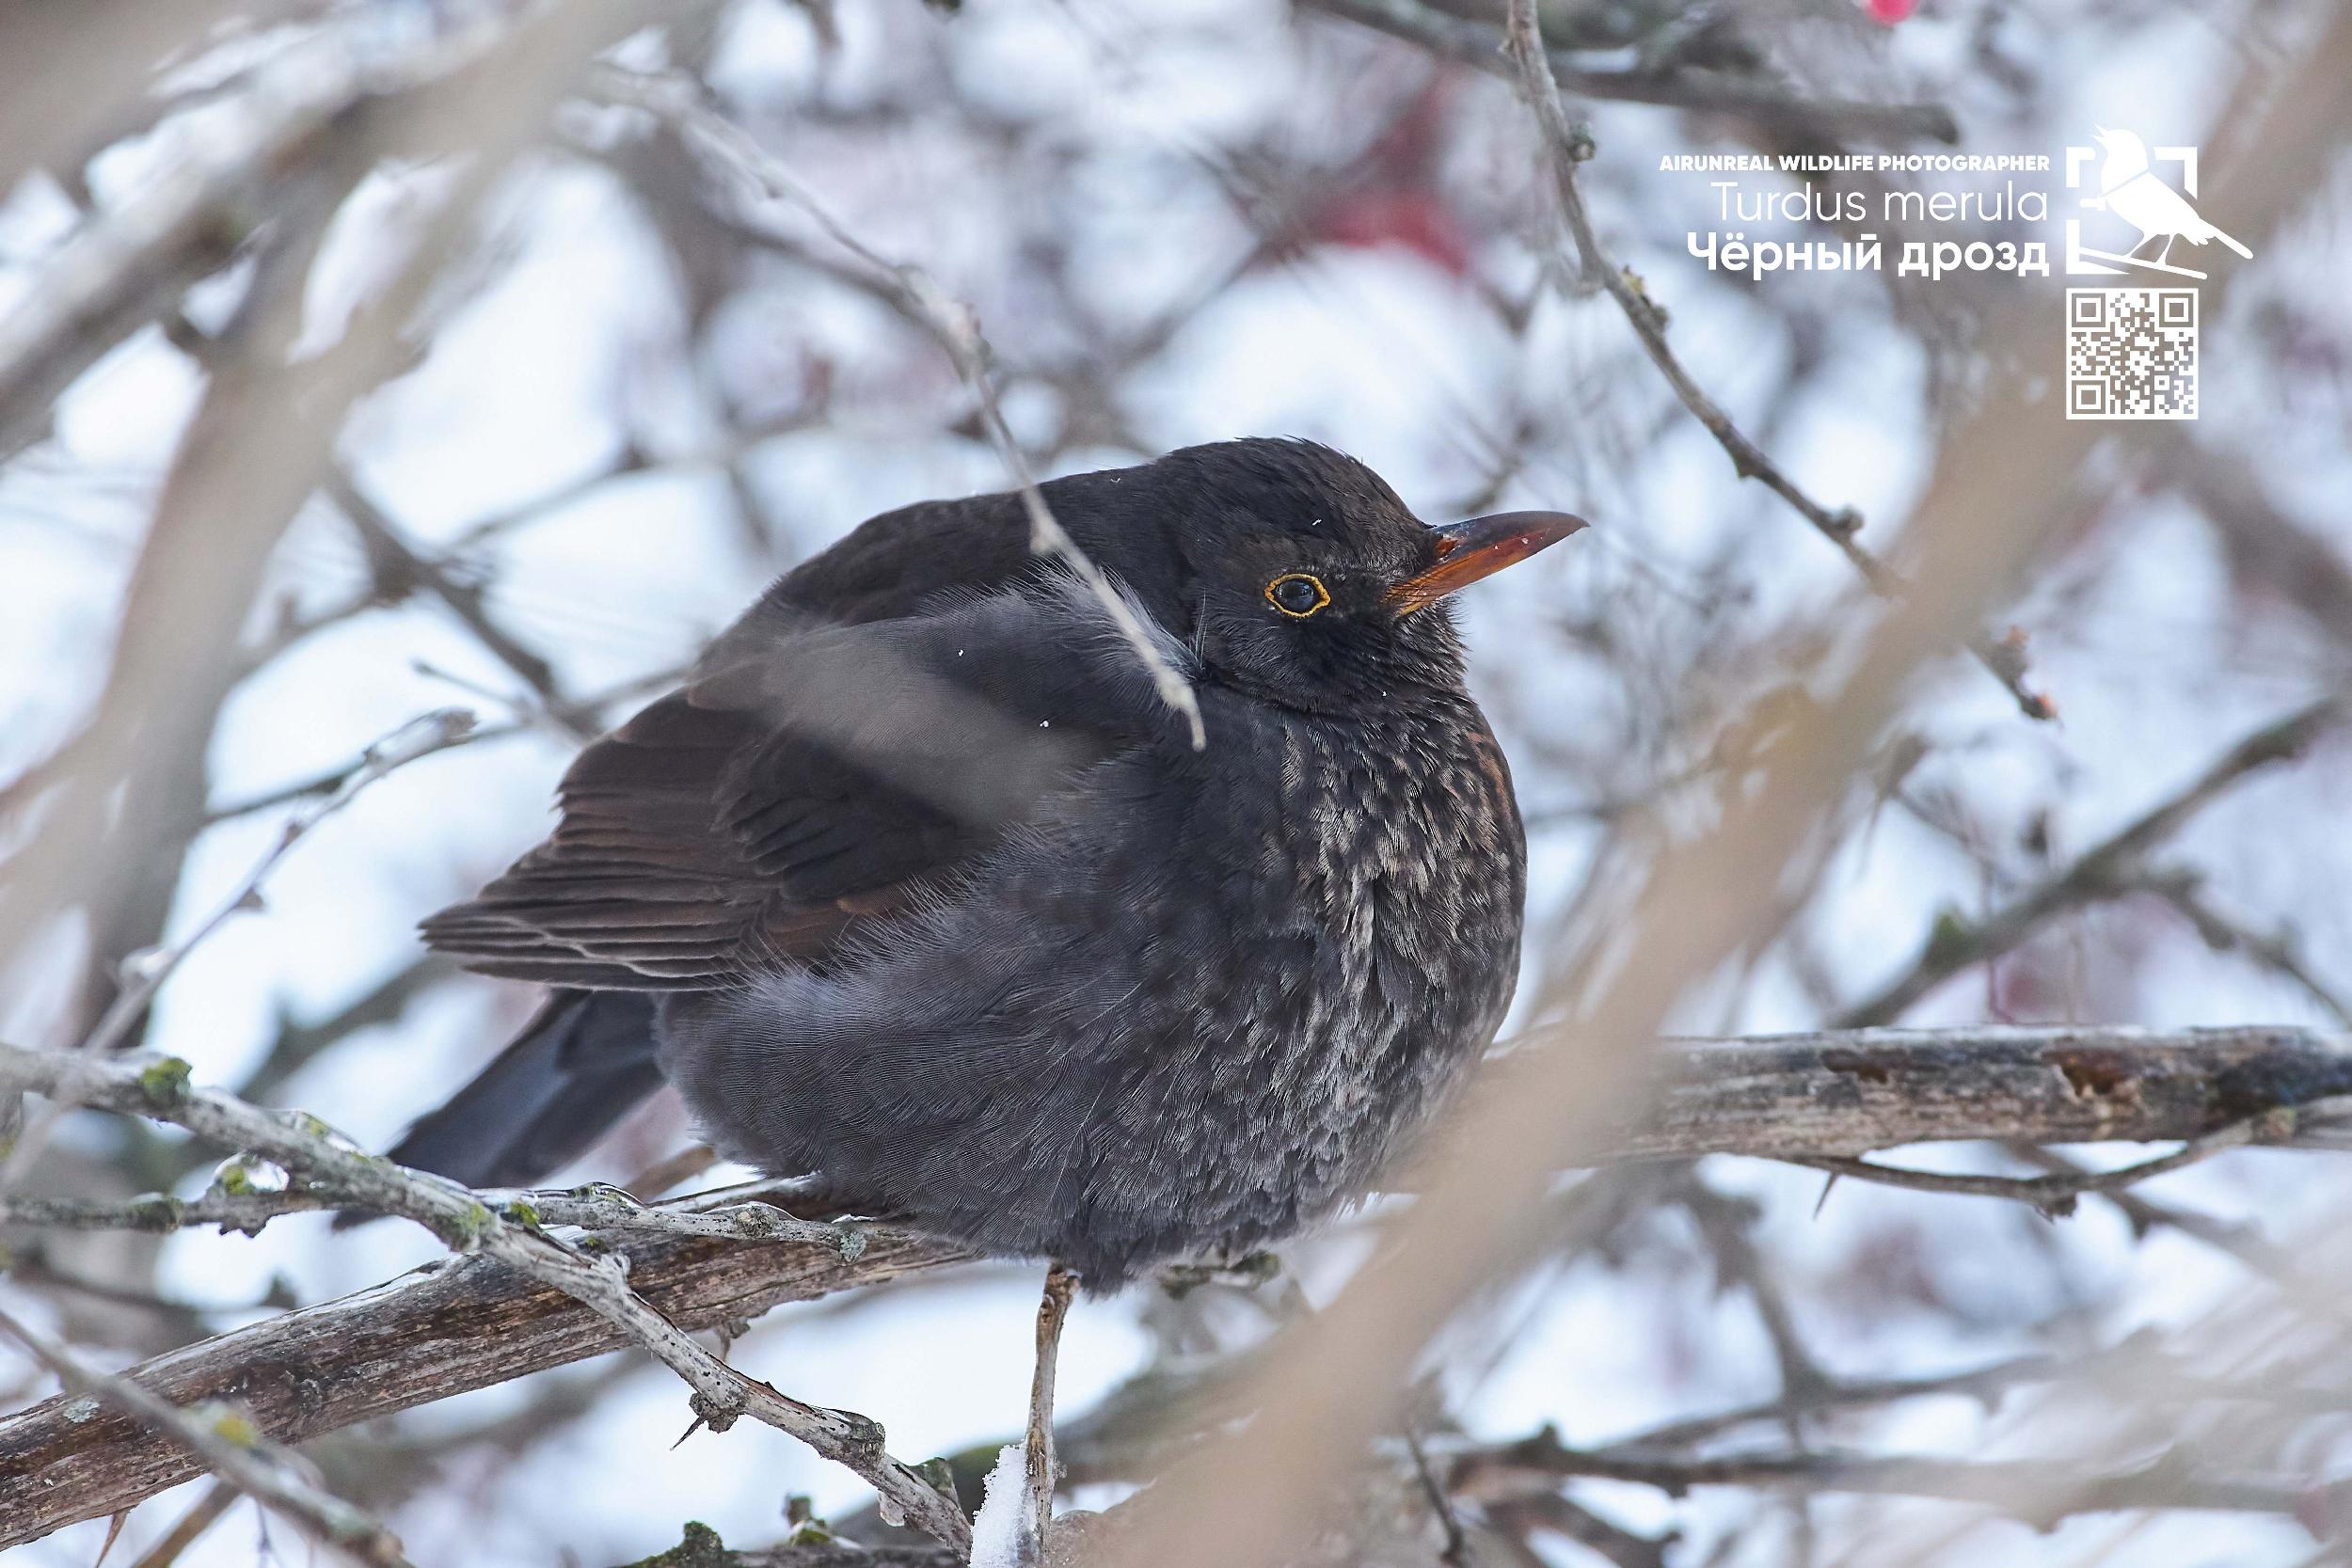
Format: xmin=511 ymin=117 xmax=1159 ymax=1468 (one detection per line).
xmin=2145 ymin=866 xmax=2352 ymax=1028
xmin=2003 ymin=1142 xmax=2334 ymax=1299
xmin=0 ymin=1039 xmax=973 ymax=1552
xmin=201 ymin=663 xmax=689 ymax=825
xmin=1022 ymin=1263 xmax=1082 ymax=1562
xmin=1408 ymin=1428 xmax=1477 ymax=1568
xmin=1492 ymin=0 xmax=2052 ymax=721
xmin=127 ymin=1481 xmax=239 ymax=1568
xmin=590 ymin=68 xmax=1207 ymax=750
xmin=1615 ymin=1346 xmax=2088 ymax=1451
xmin=230 ymin=955 xmax=457 ymax=1115
xmin=89 ymin=708 xmax=473 ymax=1057
xmin=0 ymin=708 xmax=474 ymax=1194
xmin=1669 ymin=1173 xmax=1830 ymax=1416
xmin=902 ymin=268 xmax=1211 ymax=752
xmin=1839 ymin=696 xmax=2347 ymax=1026
xmin=326 ymin=469 xmax=594 ymax=739
xmin=0 ymin=1177 xmax=860 ymax=1250
xmin=1302 ymin=0 xmax=1958 ymax=145
xmin=1791 ymin=1109 xmax=2292 ymax=1217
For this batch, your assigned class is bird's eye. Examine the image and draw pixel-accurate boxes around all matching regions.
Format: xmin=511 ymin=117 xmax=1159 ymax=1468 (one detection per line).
xmin=1265 ymin=573 xmax=1330 ymax=619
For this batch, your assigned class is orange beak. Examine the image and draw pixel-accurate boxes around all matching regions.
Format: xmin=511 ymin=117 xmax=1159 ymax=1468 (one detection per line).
xmin=1387 ymin=511 xmax=1589 ymax=615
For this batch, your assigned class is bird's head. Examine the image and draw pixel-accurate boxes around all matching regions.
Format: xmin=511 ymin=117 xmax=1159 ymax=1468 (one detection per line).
xmin=2093 ymin=127 xmax=2149 ymax=160
xmin=1055 ymin=438 xmax=1585 ymax=714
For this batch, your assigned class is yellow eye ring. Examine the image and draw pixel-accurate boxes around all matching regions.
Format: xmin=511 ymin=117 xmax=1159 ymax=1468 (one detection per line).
xmin=1265 ymin=573 xmax=1330 ymax=619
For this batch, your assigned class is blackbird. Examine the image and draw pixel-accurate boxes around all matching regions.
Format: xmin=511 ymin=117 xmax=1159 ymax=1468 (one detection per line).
xmin=393 ymin=438 xmax=1583 ymax=1289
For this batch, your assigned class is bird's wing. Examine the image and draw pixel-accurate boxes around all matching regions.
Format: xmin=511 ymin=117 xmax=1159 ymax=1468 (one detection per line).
xmin=422 ymin=579 xmax=1194 ymax=989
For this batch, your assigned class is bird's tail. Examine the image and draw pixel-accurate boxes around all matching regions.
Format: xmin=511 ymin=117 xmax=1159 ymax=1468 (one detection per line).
xmin=344 ymin=991 xmax=664 ymax=1218
xmin=2213 ymin=228 xmax=2253 ymax=259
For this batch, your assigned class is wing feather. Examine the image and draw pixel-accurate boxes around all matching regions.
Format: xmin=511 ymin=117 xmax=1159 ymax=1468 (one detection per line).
xmin=421 ymin=575 xmax=1192 ymax=989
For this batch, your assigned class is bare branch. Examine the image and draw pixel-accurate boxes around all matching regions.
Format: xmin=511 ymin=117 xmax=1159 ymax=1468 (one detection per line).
xmin=0 ymin=1177 xmax=856 ymax=1250
xmin=0 ymin=0 xmax=689 ymax=1014
xmin=1628 ymin=1023 xmax=2352 ymax=1160
xmin=2163 ymin=433 xmax=2352 ymax=658
xmin=1840 ymin=696 xmax=2347 ymax=1026
xmin=607 ymin=1524 xmax=962 ymax=1567
xmin=1023 ymin=1264 xmax=1081 ymax=1557
xmin=0 ymin=1304 xmax=411 ymax=1567
xmin=589 ymin=68 xmax=1209 ymax=752
xmin=1614 ymin=1345 xmax=2105 ymax=1451
xmin=326 ymin=471 xmax=593 ymax=739
xmin=2144 ymin=867 xmax=2352 ymax=1028
xmin=201 ymin=663 xmax=691 ymax=827
xmin=10 ymin=1022 xmax=2345 ymax=1541
xmin=0 ymin=0 xmax=235 ymax=198
xmin=1299 ymin=0 xmax=1959 ymax=145
xmin=0 ymin=1208 xmax=968 ymax=1546
xmin=901 ymin=269 xmax=1213 ymax=753
xmin=1491 ymin=0 xmax=2054 ymax=722
xmin=0 ymin=1040 xmax=973 ymax=1552
xmin=123 ymin=1481 xmax=238 ymax=1568
xmin=0 ymin=708 xmax=473 ymax=1191
xmin=1449 ymin=1429 xmax=2313 ymax=1523
xmin=87 ymin=710 xmax=473 ymax=1059
xmin=1791 ymin=1110 xmax=2284 ymax=1217
xmin=0 ymin=21 xmax=371 ymax=459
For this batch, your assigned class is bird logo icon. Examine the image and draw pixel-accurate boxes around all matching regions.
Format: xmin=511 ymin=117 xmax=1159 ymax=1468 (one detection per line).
xmin=2066 ymin=128 xmax=2252 ymax=279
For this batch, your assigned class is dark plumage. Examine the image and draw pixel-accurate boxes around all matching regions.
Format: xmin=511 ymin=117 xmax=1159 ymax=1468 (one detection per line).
xmin=396 ymin=439 xmax=1583 ymax=1287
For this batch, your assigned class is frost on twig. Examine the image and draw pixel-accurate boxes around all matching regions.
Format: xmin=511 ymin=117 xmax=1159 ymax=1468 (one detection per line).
xmin=0 ymin=1304 xmax=413 ymax=1567
xmin=0 ymin=1038 xmax=972 ymax=1553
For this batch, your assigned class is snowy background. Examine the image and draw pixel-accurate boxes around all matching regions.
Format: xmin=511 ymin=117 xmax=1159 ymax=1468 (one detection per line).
xmin=5 ymin=0 xmax=2351 ymax=1563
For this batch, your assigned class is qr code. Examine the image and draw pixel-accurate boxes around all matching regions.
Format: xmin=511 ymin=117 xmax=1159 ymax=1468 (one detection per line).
xmin=2066 ymin=288 xmax=2197 ymax=420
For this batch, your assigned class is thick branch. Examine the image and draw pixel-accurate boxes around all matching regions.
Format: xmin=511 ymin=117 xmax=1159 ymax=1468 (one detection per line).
xmin=0 ymin=1306 xmax=411 ymax=1567
xmin=1450 ymin=1430 xmax=2313 ymax=1522
xmin=0 ymin=1037 xmax=974 ymax=1552
xmin=7 ymin=1024 xmax=2346 ymax=1543
xmin=0 ymin=23 xmax=367 ymax=460
xmin=0 ymin=1219 xmax=970 ymax=1545
xmin=1620 ymin=1023 xmax=2352 ymax=1161
xmin=610 ymin=1524 xmax=961 ymax=1567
